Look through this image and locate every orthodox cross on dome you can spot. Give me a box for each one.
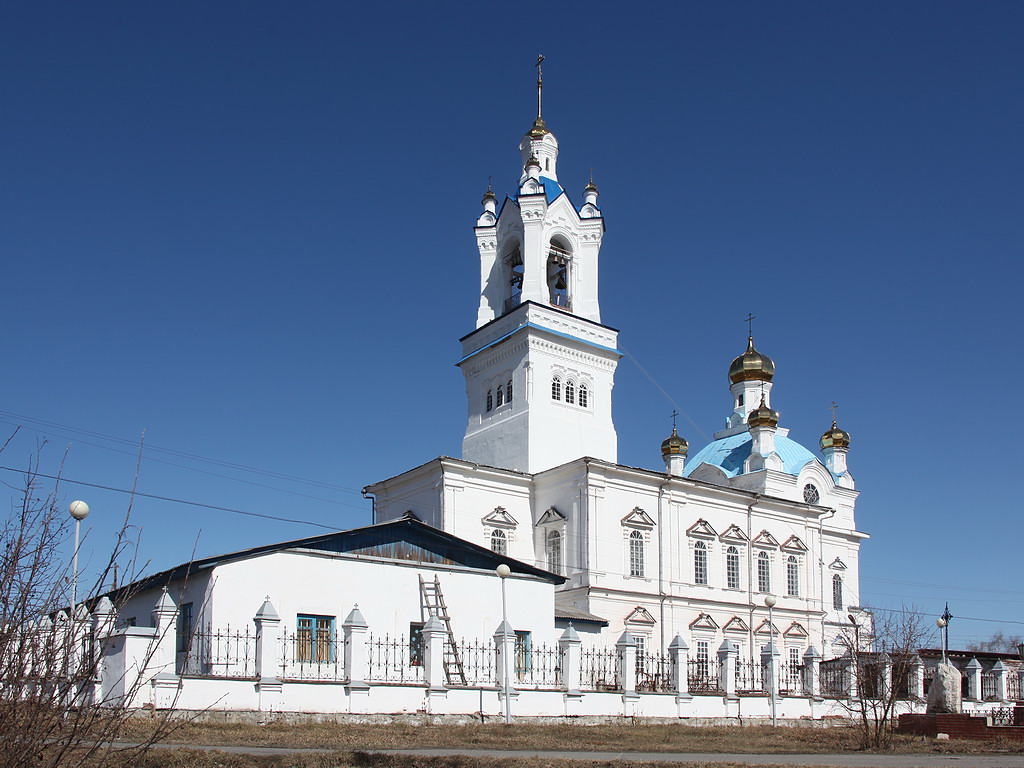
[535,54,545,121]
[830,400,839,423]
[671,409,678,430]
[745,313,756,337]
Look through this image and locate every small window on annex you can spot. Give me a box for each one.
[409,622,425,667]
[486,390,493,412]
[177,602,193,653]
[490,528,507,555]
[551,376,562,401]
[786,555,799,597]
[496,385,504,407]
[297,614,334,663]
[833,574,844,611]
[726,546,740,590]
[757,551,771,593]
[506,380,513,402]
[694,540,708,585]
[628,530,645,578]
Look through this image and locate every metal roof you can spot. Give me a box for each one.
[684,431,818,479]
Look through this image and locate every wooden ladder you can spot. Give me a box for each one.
[418,574,467,685]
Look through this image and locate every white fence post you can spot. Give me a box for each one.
[150,588,180,708]
[844,650,858,699]
[802,645,821,698]
[616,631,638,695]
[422,615,447,692]
[966,657,982,701]
[669,634,690,699]
[558,624,582,695]
[878,652,892,701]
[91,596,115,704]
[494,619,518,716]
[993,660,1009,702]
[909,653,924,700]
[761,642,780,700]
[342,605,370,691]
[718,639,738,697]
[254,597,282,710]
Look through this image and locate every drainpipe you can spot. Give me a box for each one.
[361,489,376,523]
[657,476,671,651]
[818,508,836,649]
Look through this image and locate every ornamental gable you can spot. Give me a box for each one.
[624,606,657,626]
[719,524,748,543]
[482,506,518,529]
[753,530,780,548]
[621,506,655,529]
[723,616,749,633]
[781,535,807,553]
[537,507,567,526]
[689,613,720,631]
[686,519,718,538]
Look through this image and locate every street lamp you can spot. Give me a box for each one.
[495,563,512,724]
[764,594,777,727]
[69,500,90,610]
[936,603,952,664]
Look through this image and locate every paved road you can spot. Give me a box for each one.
[139,742,1024,767]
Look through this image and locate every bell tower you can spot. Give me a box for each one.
[459,58,619,474]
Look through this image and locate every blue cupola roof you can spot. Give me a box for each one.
[683,431,817,479]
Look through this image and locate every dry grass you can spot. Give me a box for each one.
[117,719,1024,756]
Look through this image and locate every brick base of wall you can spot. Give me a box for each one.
[898,712,1024,740]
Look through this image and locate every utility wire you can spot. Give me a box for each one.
[619,346,710,442]
[0,466,343,532]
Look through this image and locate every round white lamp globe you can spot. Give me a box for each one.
[495,564,511,578]
[764,595,777,608]
[69,500,90,521]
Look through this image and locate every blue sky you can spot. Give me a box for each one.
[2,2,1021,650]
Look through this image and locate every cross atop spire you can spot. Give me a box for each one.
[830,400,839,424]
[536,54,545,121]
[745,313,756,337]
[671,409,678,430]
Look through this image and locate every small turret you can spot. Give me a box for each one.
[745,395,782,471]
[820,419,851,475]
[481,183,496,215]
[661,426,688,476]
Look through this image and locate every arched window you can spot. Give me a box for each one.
[486,390,493,412]
[506,380,513,402]
[546,530,562,575]
[565,380,575,405]
[496,386,504,407]
[579,384,588,408]
[628,530,644,578]
[787,555,799,597]
[551,376,561,401]
[833,574,843,610]
[490,529,507,555]
[726,546,740,589]
[694,540,708,585]
[737,393,745,407]
[758,551,771,593]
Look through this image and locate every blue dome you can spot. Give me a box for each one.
[683,431,818,479]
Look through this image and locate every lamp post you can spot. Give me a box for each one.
[936,603,952,664]
[496,563,512,724]
[764,594,777,727]
[69,500,90,610]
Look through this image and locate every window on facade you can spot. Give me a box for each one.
[738,393,745,407]
[757,551,771,593]
[628,530,645,578]
[409,622,424,667]
[833,574,844,610]
[694,540,708,585]
[506,380,513,402]
[565,380,575,404]
[726,546,740,590]
[486,390,493,412]
[696,640,710,676]
[177,602,193,653]
[551,376,561,401]
[787,555,799,597]
[788,647,801,689]
[490,528,507,555]
[496,386,504,407]
[514,630,532,680]
[635,634,648,673]
[579,383,588,408]
[297,615,334,663]
[546,529,562,574]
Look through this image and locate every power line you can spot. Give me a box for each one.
[0,466,344,532]
[863,575,1024,597]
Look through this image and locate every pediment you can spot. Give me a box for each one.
[781,535,807,553]
[482,506,518,529]
[754,619,781,635]
[621,506,655,529]
[783,622,809,639]
[687,519,718,538]
[753,530,780,548]
[719,524,748,543]
[689,613,720,631]
[624,606,657,626]
[537,507,566,526]
[829,557,847,571]
[723,616,749,633]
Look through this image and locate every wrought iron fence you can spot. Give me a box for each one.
[1008,672,1022,701]
[454,638,496,686]
[514,642,561,688]
[820,657,850,698]
[735,659,765,693]
[179,625,256,678]
[688,658,720,693]
[779,662,804,695]
[982,671,999,701]
[278,630,346,682]
[366,633,424,684]
[580,646,619,691]
[636,652,674,693]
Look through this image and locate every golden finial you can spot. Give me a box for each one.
[528,55,549,138]
[585,168,598,193]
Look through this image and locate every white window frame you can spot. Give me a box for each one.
[725,545,741,590]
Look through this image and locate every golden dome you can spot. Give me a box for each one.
[747,396,779,428]
[820,420,851,450]
[661,427,688,456]
[527,116,549,139]
[525,154,541,168]
[729,336,775,384]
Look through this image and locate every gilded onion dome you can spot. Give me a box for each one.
[729,336,775,384]
[747,396,779,428]
[525,154,541,168]
[481,185,496,205]
[820,420,851,450]
[527,116,549,139]
[661,426,688,457]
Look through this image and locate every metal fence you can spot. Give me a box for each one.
[736,659,765,693]
[580,647,619,691]
[365,634,424,684]
[1009,673,1022,701]
[820,657,849,698]
[779,662,804,696]
[687,658,720,693]
[982,671,999,701]
[515,642,562,688]
[453,637,496,686]
[636,652,674,693]
[179,625,256,678]
[279,630,347,682]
